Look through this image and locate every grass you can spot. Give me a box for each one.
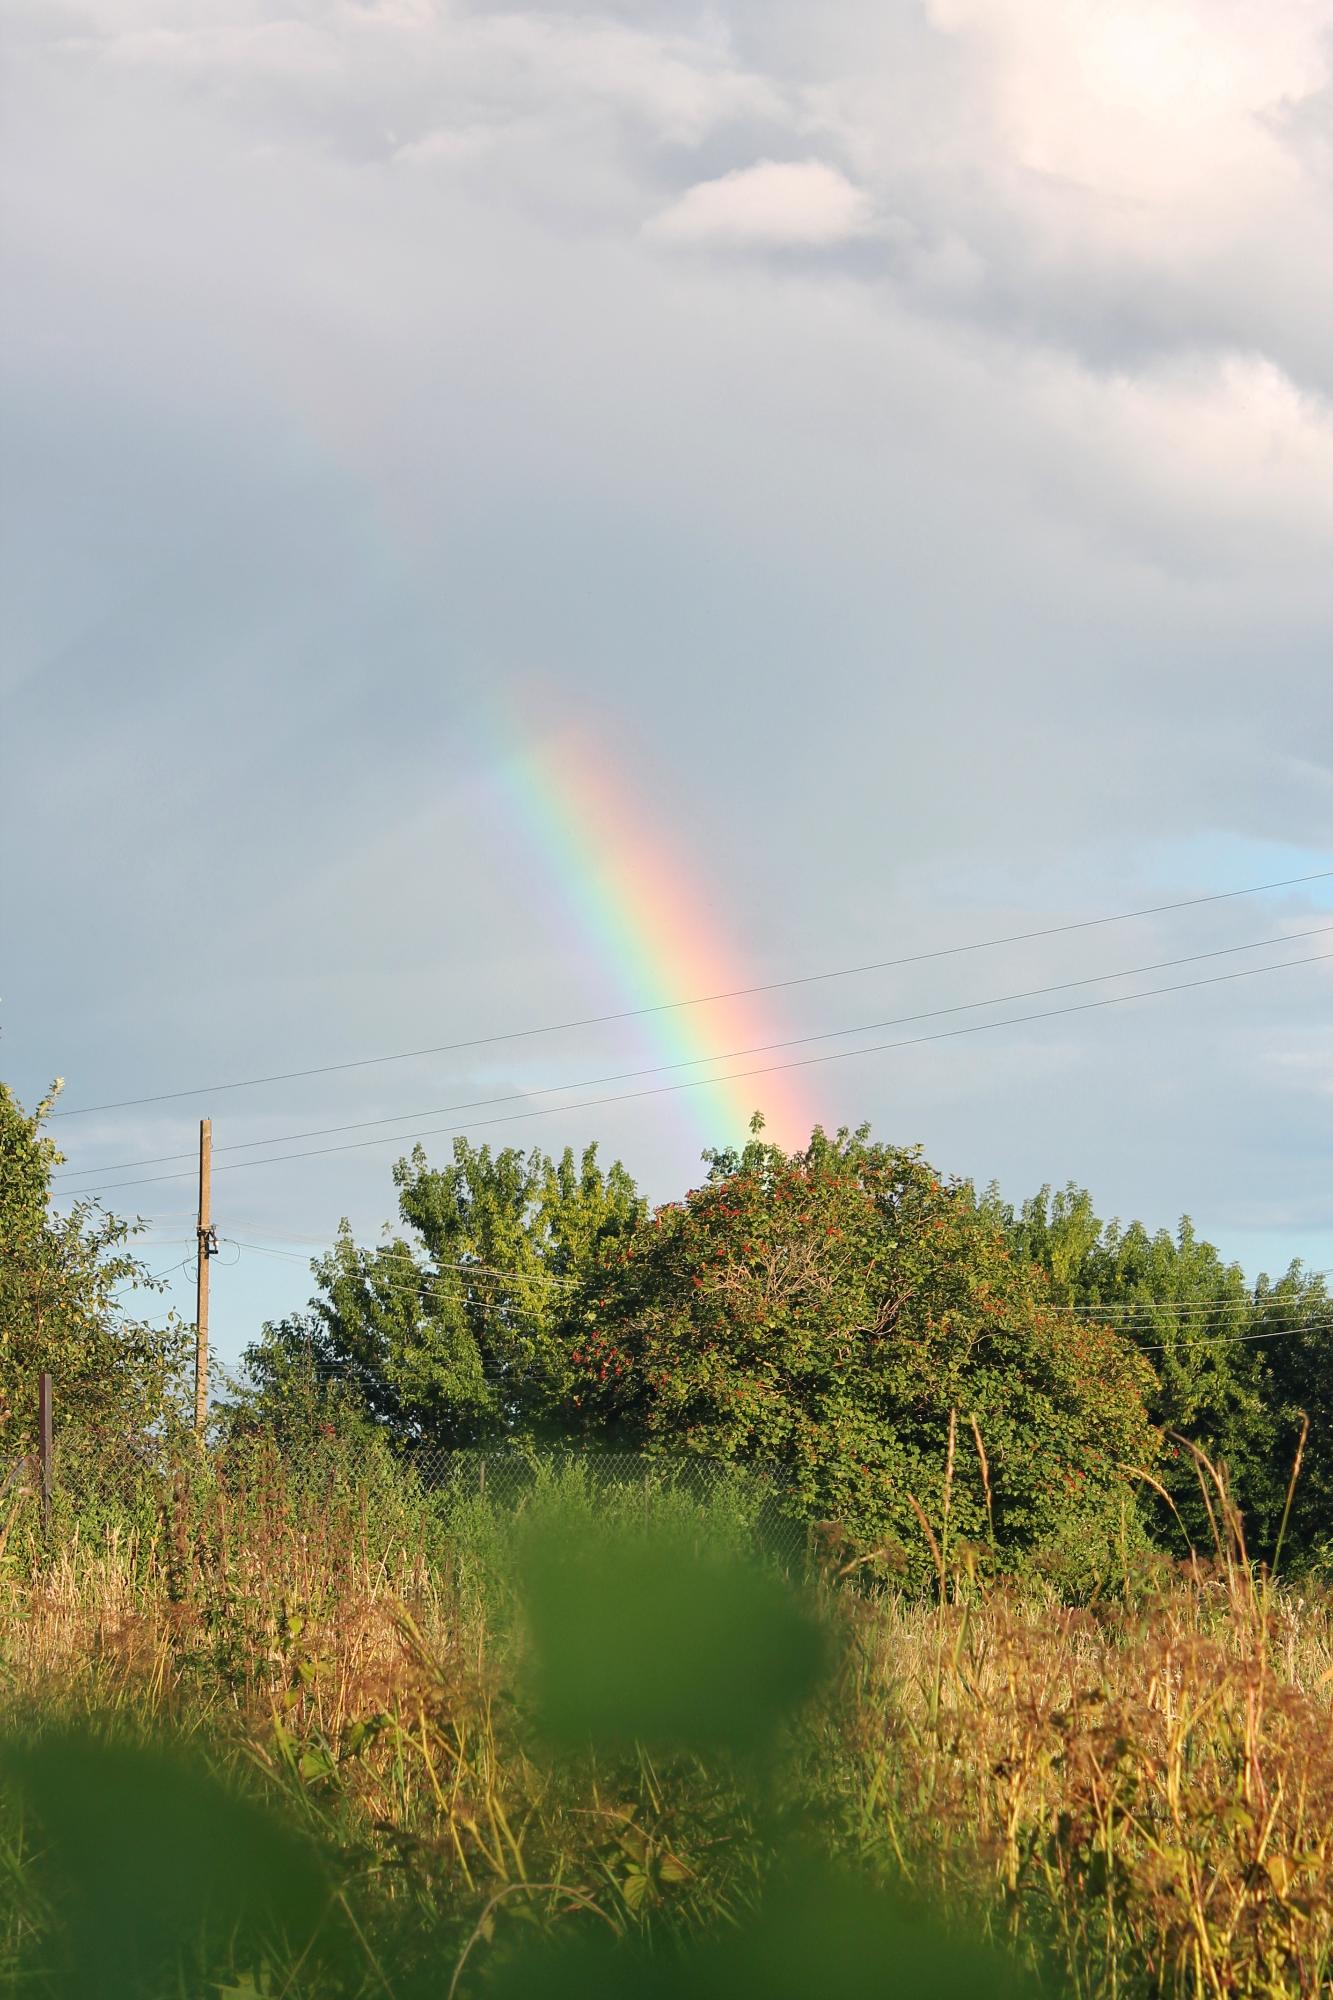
[0,1449,1330,1996]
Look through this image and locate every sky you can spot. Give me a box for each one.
[2,0,1331,1373]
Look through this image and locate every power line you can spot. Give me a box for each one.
[142,1233,1332,1333]
[258,1314,1332,1370]
[1137,1317,1330,1353]
[112,1253,195,1291]
[1047,1309,1328,1333]
[223,1248,555,1327]
[1054,1304,1331,1325]
[112,1227,1333,1311]
[1069,1304,1331,1335]
[52,947,1333,1198]
[47,867,1333,1120]
[52,923,1333,1181]
[224,1239,1329,1333]
[260,1266,1329,1339]
[225,1238,580,1291]
[1043,1275,1332,1318]
[204,1218,334,1248]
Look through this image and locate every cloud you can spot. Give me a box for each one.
[646,158,876,247]
[804,0,1333,391]
[3,0,1333,1357]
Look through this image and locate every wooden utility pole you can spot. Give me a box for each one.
[194,1118,216,1437]
[37,1372,53,1538]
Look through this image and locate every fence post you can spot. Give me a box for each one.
[37,1372,53,1538]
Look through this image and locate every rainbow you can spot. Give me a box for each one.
[492,723,817,1152]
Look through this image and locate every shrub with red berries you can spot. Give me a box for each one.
[563,1126,1157,1591]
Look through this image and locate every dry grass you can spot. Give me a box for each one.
[1,1466,1331,1997]
[832,1575,1333,1997]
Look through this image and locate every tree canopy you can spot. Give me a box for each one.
[0,1082,187,1451]
[241,1137,644,1446]
[991,1181,1331,1561]
[17,1056,1322,1585]
[563,1129,1158,1590]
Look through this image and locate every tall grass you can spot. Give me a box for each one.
[0,1446,1330,1996]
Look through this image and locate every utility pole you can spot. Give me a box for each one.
[37,1372,53,1539]
[194,1118,217,1437]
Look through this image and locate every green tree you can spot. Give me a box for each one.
[566,1129,1158,1590]
[995,1183,1282,1553]
[240,1137,644,1445]
[1249,1262,1333,1569]
[0,1081,188,1451]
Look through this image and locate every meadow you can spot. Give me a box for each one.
[2,1450,1331,1999]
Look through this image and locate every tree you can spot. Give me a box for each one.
[566,1129,1159,1590]
[994,1183,1281,1553]
[239,1137,644,1446]
[1249,1263,1333,1569]
[0,1081,188,1450]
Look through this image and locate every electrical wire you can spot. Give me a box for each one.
[311,1286,1328,1340]
[226,1237,1327,1336]
[1136,1317,1330,1353]
[1049,1297,1331,1322]
[51,946,1333,1198]
[51,922,1333,1183]
[46,866,1333,1120]
[1041,1274,1332,1317]
[103,1231,1333,1324]
[222,1248,554,1327]
[63,1233,1333,1352]
[1019,1307,1316,1333]
[111,1253,195,1291]
[261,1314,1332,1370]
[223,1237,580,1291]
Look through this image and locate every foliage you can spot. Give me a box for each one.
[2,1464,1330,1999]
[231,1122,1327,1581]
[993,1182,1332,1562]
[239,1138,644,1446]
[565,1128,1159,1591]
[1250,1263,1333,1571]
[2,1730,332,2000]
[0,1081,188,1455]
[521,1515,827,1752]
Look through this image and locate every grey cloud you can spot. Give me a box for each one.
[22,2,1333,390]
[3,0,1332,1367]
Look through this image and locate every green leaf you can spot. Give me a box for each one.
[522,1521,827,1752]
[1,1728,331,2000]
[297,1744,337,1783]
[621,1868,650,1912]
[487,1859,1039,2000]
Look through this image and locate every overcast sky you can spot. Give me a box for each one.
[3,0,1331,1370]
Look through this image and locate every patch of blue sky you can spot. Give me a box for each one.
[1218,1227,1333,1290]
[884,835,1333,928]
[1139,835,1333,906]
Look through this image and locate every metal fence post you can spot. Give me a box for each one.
[37,1372,53,1538]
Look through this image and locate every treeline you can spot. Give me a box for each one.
[5,1081,1331,1586]
[237,1124,1331,1586]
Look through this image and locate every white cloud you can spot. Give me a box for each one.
[803,0,1333,392]
[392,125,495,168]
[646,158,876,247]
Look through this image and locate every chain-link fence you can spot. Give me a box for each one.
[409,1444,812,1569]
[13,1425,812,1575]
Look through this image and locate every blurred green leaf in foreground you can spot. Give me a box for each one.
[520,1519,828,1752]
[2,1729,331,1999]
[487,1861,1039,2000]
